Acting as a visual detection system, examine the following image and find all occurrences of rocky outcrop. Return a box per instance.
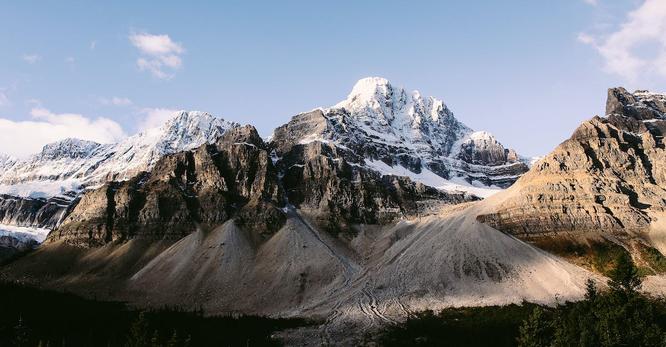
[48,126,285,246]
[478,88,666,237]
[278,141,472,233]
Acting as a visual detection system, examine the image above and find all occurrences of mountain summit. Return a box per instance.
[272,77,528,197]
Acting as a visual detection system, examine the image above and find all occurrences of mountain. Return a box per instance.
[8,80,642,345]
[1,124,593,345]
[271,77,529,198]
[0,81,602,346]
[0,111,239,199]
[0,111,238,231]
[477,87,666,275]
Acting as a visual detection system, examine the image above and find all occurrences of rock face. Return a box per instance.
[478,87,666,237]
[0,111,238,232]
[48,121,471,246]
[271,77,529,196]
[278,141,471,234]
[48,126,285,246]
[0,194,76,229]
[0,112,239,200]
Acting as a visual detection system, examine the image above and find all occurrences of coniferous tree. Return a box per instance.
[584,278,597,301]
[150,330,160,347]
[517,307,552,347]
[608,252,641,293]
[126,312,150,347]
[13,315,30,347]
[166,330,180,347]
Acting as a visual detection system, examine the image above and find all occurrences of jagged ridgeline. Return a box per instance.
[8,78,612,346]
[49,123,473,246]
[0,77,528,238]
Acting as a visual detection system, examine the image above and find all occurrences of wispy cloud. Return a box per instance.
[0,107,126,157]
[579,0,666,82]
[583,0,598,6]
[129,32,184,79]
[0,91,9,107]
[99,96,133,106]
[90,40,97,50]
[138,107,179,131]
[22,54,41,64]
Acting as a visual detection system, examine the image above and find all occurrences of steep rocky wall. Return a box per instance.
[279,141,473,233]
[478,88,666,237]
[48,126,286,247]
[0,194,75,229]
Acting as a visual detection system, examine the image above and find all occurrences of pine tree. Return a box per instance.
[517,307,552,347]
[183,334,192,347]
[584,278,597,301]
[166,330,180,347]
[126,312,150,347]
[150,330,160,347]
[608,252,641,293]
[13,315,30,347]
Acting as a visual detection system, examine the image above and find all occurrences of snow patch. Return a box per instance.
[0,224,50,243]
[364,159,501,198]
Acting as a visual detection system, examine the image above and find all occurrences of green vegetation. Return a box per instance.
[378,304,539,346]
[638,244,666,276]
[0,282,306,346]
[531,237,632,276]
[378,252,666,347]
[517,252,665,347]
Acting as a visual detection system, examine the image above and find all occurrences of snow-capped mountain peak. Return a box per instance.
[272,77,529,198]
[334,77,460,131]
[0,110,239,199]
[123,111,238,159]
[38,138,105,160]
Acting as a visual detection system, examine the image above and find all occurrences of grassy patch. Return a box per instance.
[637,245,666,276]
[530,237,628,276]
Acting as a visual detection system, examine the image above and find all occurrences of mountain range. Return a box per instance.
[1,79,664,345]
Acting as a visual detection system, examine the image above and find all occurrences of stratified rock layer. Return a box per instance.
[478,87,666,237]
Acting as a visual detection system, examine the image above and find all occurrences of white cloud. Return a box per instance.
[99,96,133,106]
[90,40,97,50]
[583,0,598,6]
[579,0,666,82]
[0,108,126,157]
[577,32,595,45]
[138,107,178,131]
[22,54,41,64]
[65,56,75,64]
[129,33,184,79]
[0,91,9,107]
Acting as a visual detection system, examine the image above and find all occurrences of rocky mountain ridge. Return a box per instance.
[0,111,238,232]
[0,111,239,200]
[271,77,529,197]
[3,85,662,346]
[0,78,526,235]
[476,87,666,275]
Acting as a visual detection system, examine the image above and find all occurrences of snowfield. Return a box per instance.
[0,224,50,243]
[0,111,238,199]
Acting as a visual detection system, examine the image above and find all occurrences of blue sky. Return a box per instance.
[0,0,663,157]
